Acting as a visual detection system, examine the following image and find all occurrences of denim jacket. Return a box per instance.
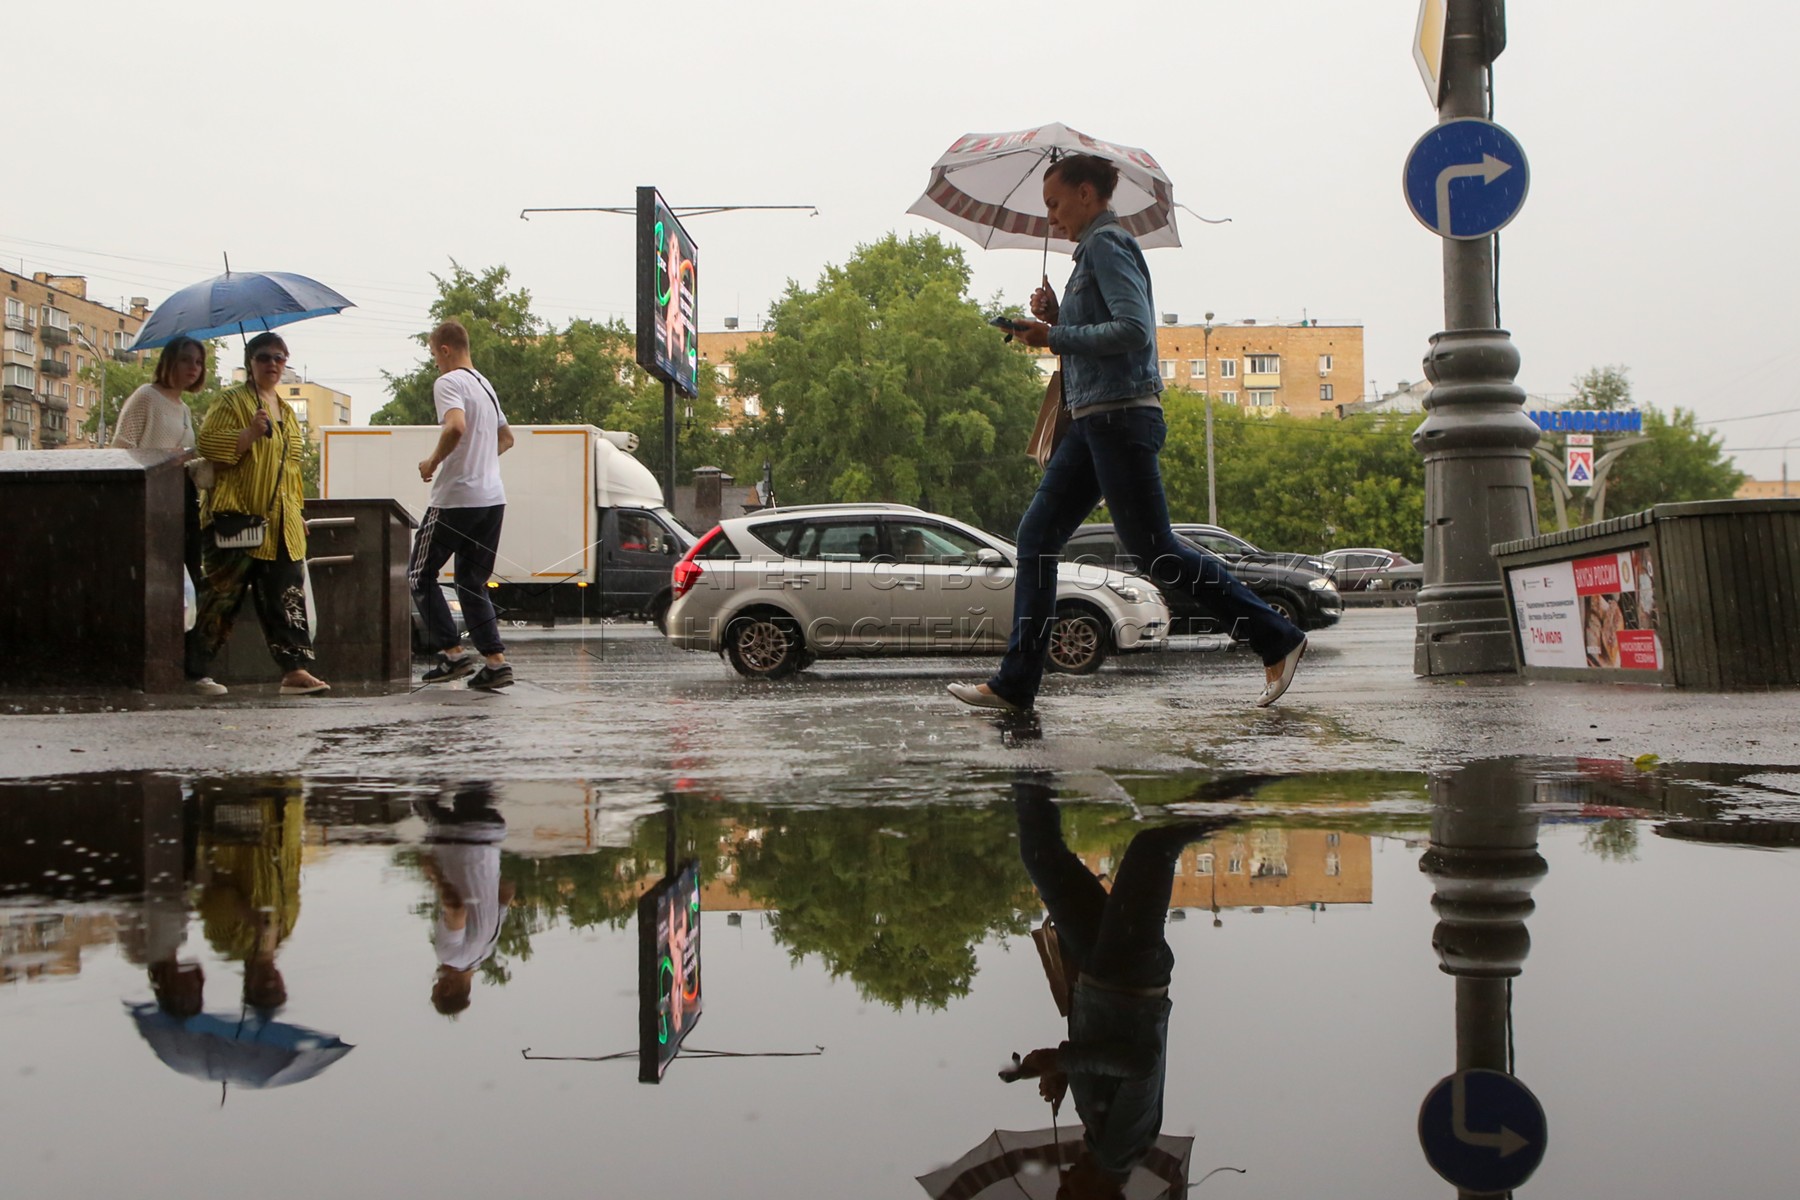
[1046,210,1163,411]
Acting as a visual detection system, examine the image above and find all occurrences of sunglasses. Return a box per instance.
[253,352,289,366]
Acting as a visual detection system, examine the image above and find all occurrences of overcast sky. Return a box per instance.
[10,0,1798,477]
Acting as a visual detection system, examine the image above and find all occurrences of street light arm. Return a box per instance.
[67,327,114,448]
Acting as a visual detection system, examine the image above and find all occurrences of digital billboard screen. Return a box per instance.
[635,186,700,399]
[637,858,702,1082]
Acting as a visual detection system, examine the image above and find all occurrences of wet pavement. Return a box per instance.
[4,609,1800,1197]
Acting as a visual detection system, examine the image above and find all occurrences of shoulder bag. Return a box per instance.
[1026,368,1069,470]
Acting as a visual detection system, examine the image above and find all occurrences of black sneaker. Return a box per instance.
[422,654,476,684]
[468,663,514,691]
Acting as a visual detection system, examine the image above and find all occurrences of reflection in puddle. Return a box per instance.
[1,758,1799,1196]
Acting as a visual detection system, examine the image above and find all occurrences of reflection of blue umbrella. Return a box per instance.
[128,1003,354,1089]
[129,271,354,350]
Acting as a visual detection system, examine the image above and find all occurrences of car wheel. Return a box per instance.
[1393,580,1420,608]
[724,611,804,679]
[1046,604,1109,675]
[649,591,672,635]
[1262,594,1300,625]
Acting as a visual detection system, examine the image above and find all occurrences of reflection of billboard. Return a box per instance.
[637,859,702,1082]
[635,186,699,398]
[1508,547,1661,671]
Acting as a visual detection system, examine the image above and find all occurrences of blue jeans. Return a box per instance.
[987,407,1302,707]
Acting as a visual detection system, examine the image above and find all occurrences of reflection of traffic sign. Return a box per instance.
[1567,446,1595,488]
[1419,1069,1547,1194]
[1404,119,1530,239]
[1413,0,1447,104]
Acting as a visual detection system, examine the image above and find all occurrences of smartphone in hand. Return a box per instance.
[989,316,1030,333]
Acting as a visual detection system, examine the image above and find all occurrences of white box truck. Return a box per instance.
[321,424,694,629]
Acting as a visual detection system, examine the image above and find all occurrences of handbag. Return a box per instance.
[1027,369,1069,469]
[210,405,288,551]
[178,405,216,489]
[211,510,266,550]
[1030,917,1073,1018]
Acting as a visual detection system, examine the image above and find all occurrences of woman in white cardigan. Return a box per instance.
[113,336,208,588]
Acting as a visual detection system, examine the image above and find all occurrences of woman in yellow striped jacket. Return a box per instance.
[184,332,330,697]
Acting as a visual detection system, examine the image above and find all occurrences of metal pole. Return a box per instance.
[662,378,678,509]
[74,328,108,447]
[1203,314,1217,525]
[1410,0,1542,676]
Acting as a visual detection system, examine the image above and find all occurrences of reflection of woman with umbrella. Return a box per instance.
[198,781,304,1012]
[973,776,1234,1198]
[128,778,351,1095]
[940,152,1306,713]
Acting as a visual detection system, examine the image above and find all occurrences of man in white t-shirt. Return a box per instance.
[410,319,516,690]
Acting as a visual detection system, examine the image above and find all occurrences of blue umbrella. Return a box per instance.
[128,1003,354,1090]
[129,270,354,350]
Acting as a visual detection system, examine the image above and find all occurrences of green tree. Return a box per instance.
[1594,405,1744,516]
[731,805,1034,1010]
[1531,367,1743,527]
[1572,364,1634,410]
[78,357,152,441]
[372,263,746,486]
[729,233,1044,531]
[1159,393,1428,558]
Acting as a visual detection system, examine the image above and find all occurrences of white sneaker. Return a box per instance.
[188,677,228,697]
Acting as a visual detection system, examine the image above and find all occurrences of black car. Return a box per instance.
[1322,547,1415,592]
[1172,523,1333,576]
[1063,524,1342,635]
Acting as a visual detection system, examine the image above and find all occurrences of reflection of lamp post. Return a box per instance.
[1202,312,1217,525]
[1416,759,1549,1196]
[69,327,108,448]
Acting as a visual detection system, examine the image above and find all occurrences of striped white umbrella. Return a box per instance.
[918,1126,1195,1200]
[908,123,1194,259]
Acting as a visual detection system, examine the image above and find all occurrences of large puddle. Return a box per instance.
[3,758,1799,1198]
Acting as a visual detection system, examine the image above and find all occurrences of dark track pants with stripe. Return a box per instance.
[409,504,506,657]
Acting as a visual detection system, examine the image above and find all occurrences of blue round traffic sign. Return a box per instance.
[1418,1069,1547,1194]
[1403,118,1530,239]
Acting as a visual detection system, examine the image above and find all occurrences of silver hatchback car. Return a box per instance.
[664,503,1170,678]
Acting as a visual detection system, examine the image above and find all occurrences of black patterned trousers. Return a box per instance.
[185,539,315,678]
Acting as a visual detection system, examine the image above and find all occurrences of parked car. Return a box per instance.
[1322,547,1415,592]
[1170,524,1332,576]
[1368,561,1423,606]
[1065,524,1342,635]
[664,503,1170,678]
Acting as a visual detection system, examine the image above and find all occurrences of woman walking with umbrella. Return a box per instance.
[947,154,1306,712]
[185,332,329,696]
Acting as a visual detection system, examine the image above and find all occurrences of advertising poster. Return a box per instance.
[637,859,702,1082]
[635,187,700,398]
[1508,547,1661,671]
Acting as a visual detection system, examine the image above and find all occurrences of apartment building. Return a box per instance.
[696,317,1366,423]
[1,268,149,451]
[1150,319,1365,418]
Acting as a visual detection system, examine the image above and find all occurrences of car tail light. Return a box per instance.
[672,526,720,599]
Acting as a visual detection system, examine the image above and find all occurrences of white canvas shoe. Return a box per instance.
[947,682,1024,712]
[1256,638,1307,708]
